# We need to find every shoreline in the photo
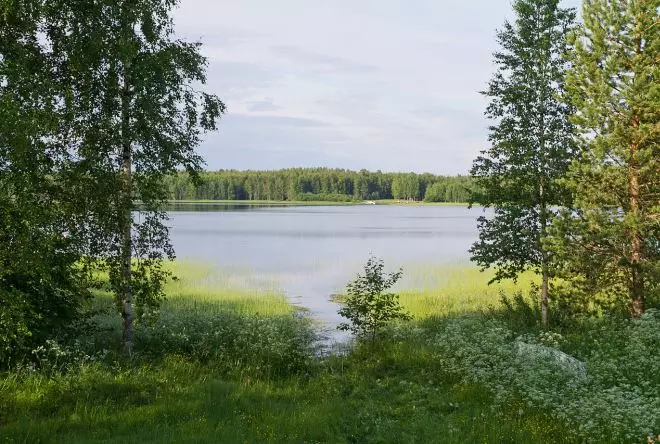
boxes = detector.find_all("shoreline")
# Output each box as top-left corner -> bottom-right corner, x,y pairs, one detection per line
167,199 -> 470,207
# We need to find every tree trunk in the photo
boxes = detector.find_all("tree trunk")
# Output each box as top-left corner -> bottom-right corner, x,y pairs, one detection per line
120,69 -> 134,355
540,200 -> 549,328
629,110 -> 644,317
539,173 -> 549,328
541,259 -> 549,328
629,142 -> 644,317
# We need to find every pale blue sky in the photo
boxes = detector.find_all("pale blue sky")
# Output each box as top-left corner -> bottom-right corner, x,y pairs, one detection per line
174,0 -> 580,174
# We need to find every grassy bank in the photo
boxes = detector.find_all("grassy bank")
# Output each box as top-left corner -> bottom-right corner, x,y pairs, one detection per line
372,199 -> 469,206
1,264 -> 658,443
167,199 -> 360,206
167,199 -> 469,206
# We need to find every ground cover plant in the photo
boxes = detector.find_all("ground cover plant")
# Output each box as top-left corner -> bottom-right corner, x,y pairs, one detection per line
2,262 -> 659,443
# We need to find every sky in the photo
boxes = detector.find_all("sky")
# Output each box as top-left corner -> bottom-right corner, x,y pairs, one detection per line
174,0 -> 580,175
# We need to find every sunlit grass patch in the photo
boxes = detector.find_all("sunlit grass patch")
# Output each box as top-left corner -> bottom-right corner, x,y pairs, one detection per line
163,261 -> 292,317
399,265 -> 539,318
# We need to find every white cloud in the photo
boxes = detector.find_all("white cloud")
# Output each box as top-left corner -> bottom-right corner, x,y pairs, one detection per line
174,0 -> 581,174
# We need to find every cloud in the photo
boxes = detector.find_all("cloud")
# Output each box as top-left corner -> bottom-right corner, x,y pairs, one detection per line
246,99 -> 282,112
269,45 -> 377,74
173,0 -> 581,175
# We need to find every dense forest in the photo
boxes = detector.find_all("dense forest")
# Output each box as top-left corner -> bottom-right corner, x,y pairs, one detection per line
165,168 -> 476,202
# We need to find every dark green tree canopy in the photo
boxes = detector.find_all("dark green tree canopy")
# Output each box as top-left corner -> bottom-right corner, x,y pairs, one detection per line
1,0 -> 225,354
550,0 -> 659,316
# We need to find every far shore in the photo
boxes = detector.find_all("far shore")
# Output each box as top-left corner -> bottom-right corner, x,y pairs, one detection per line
167,199 -> 470,206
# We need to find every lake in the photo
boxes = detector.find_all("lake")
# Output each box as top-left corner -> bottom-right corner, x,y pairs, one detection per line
168,203 -> 488,341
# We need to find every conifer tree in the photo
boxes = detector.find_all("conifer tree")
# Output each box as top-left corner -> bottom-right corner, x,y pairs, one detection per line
551,0 -> 659,317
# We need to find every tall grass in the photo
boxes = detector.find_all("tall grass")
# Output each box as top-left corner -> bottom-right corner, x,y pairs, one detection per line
163,261 -> 293,316
399,266 -> 538,318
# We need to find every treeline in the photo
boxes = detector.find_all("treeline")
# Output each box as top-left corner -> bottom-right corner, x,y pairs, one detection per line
164,168 -> 476,203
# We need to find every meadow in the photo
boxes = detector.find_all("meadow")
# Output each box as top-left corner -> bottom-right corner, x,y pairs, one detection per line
1,263 -> 658,443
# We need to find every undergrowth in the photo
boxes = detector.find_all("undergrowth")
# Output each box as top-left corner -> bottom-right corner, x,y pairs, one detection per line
1,263 -> 658,443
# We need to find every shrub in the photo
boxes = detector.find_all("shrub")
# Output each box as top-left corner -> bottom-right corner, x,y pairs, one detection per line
0,269 -> 90,369
338,256 -> 410,342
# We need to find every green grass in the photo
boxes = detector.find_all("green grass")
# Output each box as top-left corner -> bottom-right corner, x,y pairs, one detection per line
163,261 -> 293,316
2,262 -> 656,443
400,266 -> 538,318
0,347 -> 569,444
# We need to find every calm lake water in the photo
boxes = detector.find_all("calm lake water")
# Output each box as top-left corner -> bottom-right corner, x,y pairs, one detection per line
168,203 -> 488,341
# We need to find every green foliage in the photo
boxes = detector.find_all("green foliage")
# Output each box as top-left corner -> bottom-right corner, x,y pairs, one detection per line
294,192 -> 355,202
391,172 -> 420,200
0,4 -> 94,366
425,310 -> 660,442
164,168 -> 476,203
135,311 -> 314,379
0,340 -> 570,444
338,256 -> 410,341
0,199 -> 91,367
470,0 -> 576,279
0,288 -> 33,367
550,0 -> 659,316
1,265 -> 658,442
423,182 -> 447,202
1,0 -> 226,352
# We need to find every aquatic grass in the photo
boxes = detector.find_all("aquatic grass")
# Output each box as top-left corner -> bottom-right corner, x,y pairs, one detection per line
399,266 -> 538,318
163,261 -> 292,317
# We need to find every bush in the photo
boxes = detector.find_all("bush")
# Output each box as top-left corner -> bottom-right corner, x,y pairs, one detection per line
338,256 -> 410,342
0,269 -> 90,369
0,288 -> 34,367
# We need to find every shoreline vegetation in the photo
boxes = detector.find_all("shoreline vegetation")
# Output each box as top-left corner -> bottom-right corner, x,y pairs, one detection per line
2,0 -> 658,442
2,263 -> 658,443
164,168 -> 476,204
167,199 -> 470,206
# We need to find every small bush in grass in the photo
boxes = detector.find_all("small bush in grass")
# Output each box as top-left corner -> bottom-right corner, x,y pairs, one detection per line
338,256 -> 410,342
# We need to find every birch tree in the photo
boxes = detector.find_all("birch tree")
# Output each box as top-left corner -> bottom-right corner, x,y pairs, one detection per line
470,0 -> 576,327
36,0 -> 225,353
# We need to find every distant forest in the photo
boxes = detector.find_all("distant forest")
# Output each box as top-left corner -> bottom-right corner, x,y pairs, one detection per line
165,168 -> 476,203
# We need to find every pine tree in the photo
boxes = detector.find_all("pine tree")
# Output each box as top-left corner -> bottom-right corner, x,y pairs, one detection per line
551,0 -> 659,317
470,0 -> 576,327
